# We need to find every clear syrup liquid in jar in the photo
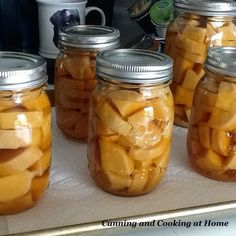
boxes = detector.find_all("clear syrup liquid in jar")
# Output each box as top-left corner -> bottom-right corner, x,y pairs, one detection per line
0,52 -> 51,214
55,25 -> 120,141
187,47 -> 236,181
164,0 -> 236,127
88,49 -> 174,196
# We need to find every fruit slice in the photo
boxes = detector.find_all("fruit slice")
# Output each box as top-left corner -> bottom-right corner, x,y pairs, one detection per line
22,91 -> 50,111
99,139 -> 134,176
0,171 -> 33,202
182,69 -> 201,90
31,170 -> 50,201
32,128 -> 42,147
0,108 -> 43,129
0,193 -> 33,215
0,147 -> 43,176
0,129 -> 31,149
196,149 -> 224,172
56,106 -> 81,128
215,81 -> 236,112
104,170 -> 132,191
129,138 -> 169,161
29,150 -> 51,176
153,145 -> 170,169
127,108 -> 166,147
173,54 -> 193,83
225,152 -> 236,170
95,117 -> 114,136
40,114 -> 52,151
211,129 -> 230,156
217,22 -> 236,41
96,100 -> 132,136
144,165 -> 166,192
174,85 -> 194,107
209,107 -> 236,131
182,25 -> 206,43
175,35 -> 207,56
198,122 -> 211,149
128,169 -> 148,195
63,56 -> 94,80
108,90 -> 146,117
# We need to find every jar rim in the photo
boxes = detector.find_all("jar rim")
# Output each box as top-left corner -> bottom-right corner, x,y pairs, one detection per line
0,52 -> 47,91
58,25 -> 120,50
96,49 -> 173,84
174,0 -> 236,16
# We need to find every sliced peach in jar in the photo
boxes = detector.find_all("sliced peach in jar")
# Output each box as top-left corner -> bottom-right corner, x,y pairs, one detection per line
195,149 -> 225,172
99,139 -> 134,176
22,91 -> 50,111
173,54 -> 193,83
127,108 -> 166,147
107,90 -> 146,117
198,122 -> 211,149
96,100 -> 132,136
0,128 -> 32,149
31,170 -> 49,201
103,170 -> 132,191
0,108 -> 43,129
0,171 -> 33,203
182,25 -> 206,43
95,117 -> 114,136
174,85 -> 194,107
129,138 -> 169,161
63,55 -> 94,80
29,150 -> 51,177
128,169 -> 148,195
211,129 -> 231,156
209,107 -> 236,131
40,114 -> 51,151
144,165 -> 166,192
0,147 -> 43,176
182,69 -> 202,90
0,193 -> 33,215
225,150 -> 236,170
153,145 -> 170,169
56,106 -> 82,128
214,81 -> 236,112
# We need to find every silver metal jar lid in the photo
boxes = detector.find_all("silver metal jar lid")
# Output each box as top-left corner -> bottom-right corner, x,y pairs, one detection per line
0,52 -> 47,91
174,0 -> 236,16
59,25 -> 120,50
96,49 -> 173,84
205,47 -> 236,78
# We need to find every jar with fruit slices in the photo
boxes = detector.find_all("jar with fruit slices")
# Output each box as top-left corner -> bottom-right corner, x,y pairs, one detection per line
0,52 -> 51,214
187,47 -> 236,181
55,25 -> 120,141
164,0 -> 236,127
88,49 -> 174,196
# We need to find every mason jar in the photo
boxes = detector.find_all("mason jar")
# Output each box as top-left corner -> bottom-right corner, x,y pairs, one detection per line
164,0 -> 236,127
88,49 -> 174,196
55,25 -> 120,141
187,47 -> 236,181
0,52 -> 51,214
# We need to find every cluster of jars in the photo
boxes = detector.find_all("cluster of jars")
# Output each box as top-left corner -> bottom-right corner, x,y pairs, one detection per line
1,0 -> 236,215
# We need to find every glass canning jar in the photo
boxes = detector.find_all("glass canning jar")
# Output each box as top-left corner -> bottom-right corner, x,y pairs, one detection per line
164,0 -> 236,127
55,25 -> 120,141
88,49 -> 174,196
187,47 -> 236,181
0,52 -> 51,214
